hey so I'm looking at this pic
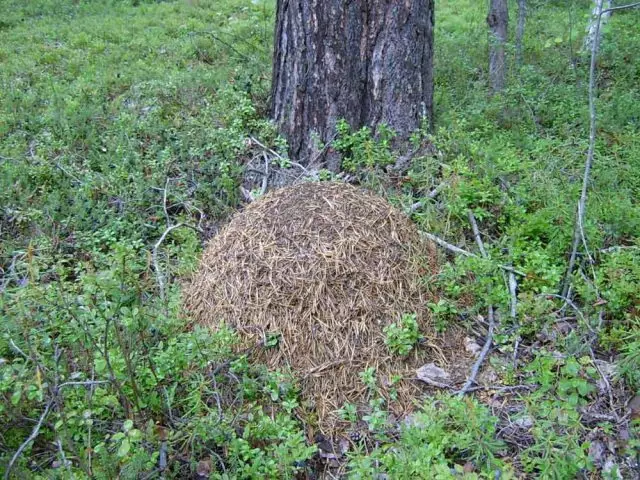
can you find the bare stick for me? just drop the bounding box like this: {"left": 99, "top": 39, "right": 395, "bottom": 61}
{"left": 421, "top": 231, "right": 474, "bottom": 258}
{"left": 456, "top": 383, "right": 537, "bottom": 394}
{"left": 420, "top": 231, "right": 525, "bottom": 277}
{"left": 561, "top": 1, "right": 640, "bottom": 298}
{"left": 467, "top": 211, "right": 488, "bottom": 257}
{"left": 600, "top": 245, "right": 639, "bottom": 253}
{"left": 162, "top": 178, "right": 171, "bottom": 226}
{"left": 260, "top": 152, "right": 269, "bottom": 196}
{"left": 9, "top": 339, "right": 30, "bottom": 361}
{"left": 588, "top": 345, "right": 618, "bottom": 421}
{"left": 458, "top": 306, "right": 496, "bottom": 397}
{"left": 408, "top": 182, "right": 448, "bottom": 213}
{"left": 458, "top": 211, "right": 498, "bottom": 396}
{"left": 249, "top": 136, "right": 309, "bottom": 173}
{"left": 509, "top": 271, "right": 518, "bottom": 319}
{"left": 515, "top": 0, "right": 527, "bottom": 66}
{"left": 4, "top": 378, "right": 110, "bottom": 480}
{"left": 602, "top": 1, "right": 640, "bottom": 14}
{"left": 4, "top": 400, "right": 53, "bottom": 480}
{"left": 57, "top": 380, "right": 110, "bottom": 390}
{"left": 152, "top": 223, "right": 184, "bottom": 305}
{"left": 508, "top": 268, "right": 520, "bottom": 367}
{"left": 55, "top": 438, "right": 71, "bottom": 475}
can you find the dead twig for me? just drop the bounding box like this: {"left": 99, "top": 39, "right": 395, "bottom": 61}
{"left": 153, "top": 179, "right": 203, "bottom": 308}
{"left": 561, "top": 1, "right": 640, "bottom": 300}
{"left": 4, "top": 379, "right": 107, "bottom": 480}
{"left": 457, "top": 307, "right": 496, "bottom": 397}
{"left": 407, "top": 182, "right": 448, "bottom": 213}
{"left": 4, "top": 399, "right": 54, "bottom": 480}
{"left": 260, "top": 153, "right": 269, "bottom": 196}
{"left": 420, "top": 231, "right": 526, "bottom": 277}
{"left": 249, "top": 136, "right": 309, "bottom": 173}
{"left": 508, "top": 267, "right": 520, "bottom": 367}
{"left": 467, "top": 211, "right": 488, "bottom": 257}
{"left": 456, "top": 383, "right": 537, "bottom": 394}
{"left": 9, "top": 338, "right": 30, "bottom": 361}
{"left": 458, "top": 211, "right": 497, "bottom": 396}
{"left": 152, "top": 223, "right": 184, "bottom": 306}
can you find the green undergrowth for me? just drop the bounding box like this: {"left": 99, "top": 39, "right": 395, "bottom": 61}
{"left": 1, "top": 0, "right": 639, "bottom": 478}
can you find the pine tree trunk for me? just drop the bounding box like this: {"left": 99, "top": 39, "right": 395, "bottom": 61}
{"left": 487, "top": 0, "right": 508, "bottom": 94}
{"left": 271, "top": 0, "right": 434, "bottom": 170}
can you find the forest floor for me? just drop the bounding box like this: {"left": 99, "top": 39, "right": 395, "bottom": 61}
{"left": 1, "top": 0, "right": 639, "bottom": 478}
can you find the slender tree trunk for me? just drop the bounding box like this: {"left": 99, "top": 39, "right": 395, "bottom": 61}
{"left": 584, "top": 0, "right": 612, "bottom": 52}
{"left": 271, "top": 0, "right": 434, "bottom": 170}
{"left": 516, "top": 0, "right": 526, "bottom": 66}
{"left": 487, "top": 0, "right": 508, "bottom": 94}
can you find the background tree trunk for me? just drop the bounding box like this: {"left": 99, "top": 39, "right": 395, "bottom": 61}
{"left": 487, "top": 0, "right": 508, "bottom": 94}
{"left": 271, "top": 0, "right": 434, "bottom": 170}
{"left": 516, "top": 0, "right": 526, "bottom": 66}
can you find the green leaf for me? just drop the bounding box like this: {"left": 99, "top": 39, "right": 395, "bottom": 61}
{"left": 117, "top": 438, "right": 131, "bottom": 458}
{"left": 10, "top": 388, "right": 22, "bottom": 406}
{"left": 94, "top": 357, "right": 107, "bottom": 374}
{"left": 123, "top": 419, "right": 133, "bottom": 432}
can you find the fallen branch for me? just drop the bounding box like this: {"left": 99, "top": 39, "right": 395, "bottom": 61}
{"left": 407, "top": 182, "right": 448, "bottom": 213}
{"left": 508, "top": 266, "right": 520, "bottom": 367}
{"left": 456, "top": 383, "right": 537, "bottom": 394}
{"left": 457, "top": 307, "right": 496, "bottom": 397}
{"left": 420, "top": 231, "right": 526, "bottom": 277}
{"left": 458, "top": 211, "right": 498, "bottom": 397}
{"left": 260, "top": 152, "right": 269, "bottom": 196}
{"left": 249, "top": 136, "right": 308, "bottom": 173}
{"left": 467, "top": 211, "right": 488, "bottom": 257}
{"left": 152, "top": 179, "right": 203, "bottom": 308}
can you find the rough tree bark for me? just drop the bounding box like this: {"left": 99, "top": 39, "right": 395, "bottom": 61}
{"left": 271, "top": 0, "right": 434, "bottom": 170}
{"left": 487, "top": 0, "right": 508, "bottom": 94}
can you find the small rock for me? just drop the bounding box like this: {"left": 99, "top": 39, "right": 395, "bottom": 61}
{"left": 588, "top": 440, "right": 606, "bottom": 466}
{"left": 553, "top": 320, "right": 573, "bottom": 335}
{"left": 463, "top": 462, "right": 475, "bottom": 473}
{"left": 513, "top": 416, "right": 534, "bottom": 429}
{"left": 602, "top": 456, "right": 622, "bottom": 480}
{"left": 595, "top": 360, "right": 616, "bottom": 378}
{"left": 196, "top": 458, "right": 212, "bottom": 478}
{"left": 416, "top": 363, "right": 451, "bottom": 388}
{"left": 627, "top": 394, "right": 640, "bottom": 420}
{"left": 403, "top": 414, "right": 426, "bottom": 429}
{"left": 339, "top": 439, "right": 349, "bottom": 455}
{"left": 464, "top": 336, "right": 482, "bottom": 356}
